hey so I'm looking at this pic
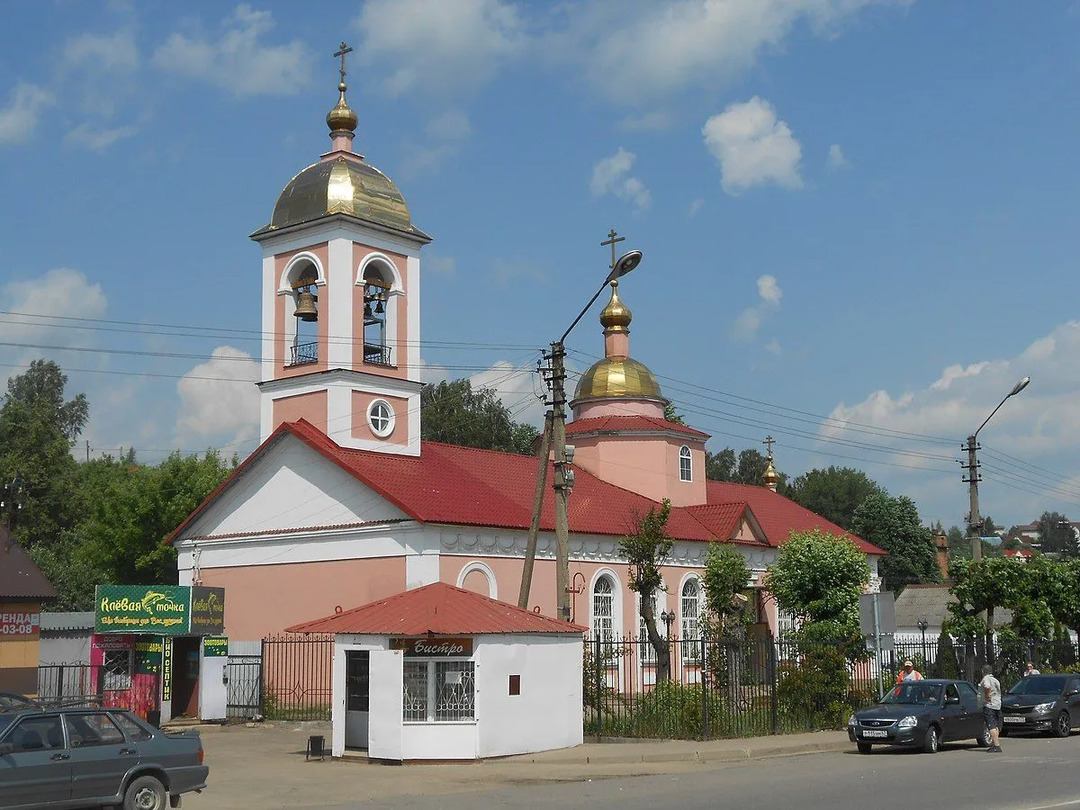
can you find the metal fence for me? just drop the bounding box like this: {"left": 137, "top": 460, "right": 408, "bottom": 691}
{"left": 260, "top": 634, "right": 334, "bottom": 721}
{"left": 584, "top": 633, "right": 1080, "bottom": 741}
{"left": 37, "top": 664, "right": 102, "bottom": 708}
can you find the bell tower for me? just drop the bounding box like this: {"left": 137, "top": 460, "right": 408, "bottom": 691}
{"left": 250, "top": 43, "right": 430, "bottom": 455}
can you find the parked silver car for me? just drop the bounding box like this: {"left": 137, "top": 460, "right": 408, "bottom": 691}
{"left": 0, "top": 704, "right": 208, "bottom": 810}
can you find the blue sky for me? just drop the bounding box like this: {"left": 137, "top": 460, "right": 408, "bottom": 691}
{"left": 2, "top": 0, "right": 1080, "bottom": 532}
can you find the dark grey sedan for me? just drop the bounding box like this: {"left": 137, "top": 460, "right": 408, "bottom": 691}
{"left": 1000, "top": 673, "right": 1080, "bottom": 737}
{"left": 848, "top": 678, "right": 991, "bottom": 754}
{"left": 0, "top": 705, "right": 208, "bottom": 809}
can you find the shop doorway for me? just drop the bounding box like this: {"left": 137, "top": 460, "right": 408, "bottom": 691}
{"left": 344, "top": 650, "right": 370, "bottom": 749}
{"left": 171, "top": 637, "right": 201, "bottom": 717}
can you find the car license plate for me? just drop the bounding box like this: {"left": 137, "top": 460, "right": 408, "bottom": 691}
{"left": 1003, "top": 716, "right": 1025, "bottom": 724}
{"left": 861, "top": 729, "right": 888, "bottom": 738}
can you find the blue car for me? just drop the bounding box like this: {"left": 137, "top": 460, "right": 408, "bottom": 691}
{"left": 0, "top": 704, "right": 208, "bottom": 809}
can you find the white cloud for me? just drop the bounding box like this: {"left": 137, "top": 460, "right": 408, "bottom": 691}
{"left": 175, "top": 346, "right": 260, "bottom": 448}
{"left": 356, "top": 0, "right": 524, "bottom": 98}
{"left": 490, "top": 259, "right": 547, "bottom": 288}
{"left": 827, "top": 143, "right": 850, "bottom": 169}
{"left": 64, "top": 122, "right": 137, "bottom": 151}
{"left": 575, "top": 0, "right": 900, "bottom": 104}
{"left": 402, "top": 110, "right": 473, "bottom": 175}
{"left": 425, "top": 254, "right": 457, "bottom": 278}
{"left": 703, "top": 97, "right": 802, "bottom": 194}
{"left": 590, "top": 147, "right": 651, "bottom": 210}
{"left": 153, "top": 5, "right": 310, "bottom": 96}
{"left": 619, "top": 110, "right": 674, "bottom": 132}
{"left": 0, "top": 83, "right": 55, "bottom": 145}
{"left": 65, "top": 30, "right": 139, "bottom": 73}
{"left": 688, "top": 198, "right": 705, "bottom": 216}
{"left": 732, "top": 274, "right": 783, "bottom": 342}
{"left": 470, "top": 361, "right": 545, "bottom": 429}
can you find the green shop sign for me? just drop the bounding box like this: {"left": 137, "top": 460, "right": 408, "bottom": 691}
{"left": 95, "top": 585, "right": 226, "bottom": 636}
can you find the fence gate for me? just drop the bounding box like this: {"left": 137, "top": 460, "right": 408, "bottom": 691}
{"left": 226, "top": 654, "right": 263, "bottom": 719}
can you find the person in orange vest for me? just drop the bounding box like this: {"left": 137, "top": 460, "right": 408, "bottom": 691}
{"left": 896, "top": 659, "right": 922, "bottom": 683}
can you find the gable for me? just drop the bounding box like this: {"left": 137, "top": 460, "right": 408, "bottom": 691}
{"left": 174, "top": 433, "right": 410, "bottom": 543}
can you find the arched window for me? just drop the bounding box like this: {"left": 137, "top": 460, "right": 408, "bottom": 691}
{"left": 285, "top": 259, "right": 320, "bottom": 366}
{"left": 361, "top": 262, "right": 394, "bottom": 367}
{"left": 592, "top": 576, "right": 614, "bottom": 642}
{"left": 681, "top": 578, "right": 702, "bottom": 662}
{"left": 679, "top": 445, "right": 692, "bottom": 482}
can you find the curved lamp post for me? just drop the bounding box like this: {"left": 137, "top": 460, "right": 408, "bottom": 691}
{"left": 965, "top": 376, "right": 1030, "bottom": 561}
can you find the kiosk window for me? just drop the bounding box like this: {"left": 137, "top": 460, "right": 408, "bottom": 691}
{"left": 402, "top": 660, "right": 475, "bottom": 722}
{"left": 102, "top": 650, "right": 133, "bottom": 691}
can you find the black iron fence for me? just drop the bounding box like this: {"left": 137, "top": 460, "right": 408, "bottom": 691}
{"left": 226, "top": 654, "right": 262, "bottom": 719}
{"left": 260, "top": 634, "right": 334, "bottom": 721}
{"left": 584, "top": 633, "right": 1080, "bottom": 741}
{"left": 37, "top": 664, "right": 102, "bottom": 709}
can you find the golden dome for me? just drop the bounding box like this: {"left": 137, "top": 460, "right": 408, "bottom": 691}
{"left": 599, "top": 281, "right": 632, "bottom": 332}
{"left": 764, "top": 459, "right": 780, "bottom": 486}
{"left": 574, "top": 356, "right": 663, "bottom": 402}
{"left": 268, "top": 157, "right": 418, "bottom": 234}
{"left": 326, "top": 82, "right": 359, "bottom": 133}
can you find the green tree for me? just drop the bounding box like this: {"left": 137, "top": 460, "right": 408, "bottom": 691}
{"left": 764, "top": 529, "right": 870, "bottom": 641}
{"left": 701, "top": 543, "right": 752, "bottom": 636}
{"left": 786, "top": 466, "right": 884, "bottom": 531}
{"left": 852, "top": 493, "right": 940, "bottom": 592}
{"left": 0, "top": 360, "right": 88, "bottom": 550}
{"left": 618, "top": 499, "right": 673, "bottom": 682}
{"left": 420, "top": 379, "right": 539, "bottom": 455}
{"left": 1037, "top": 511, "right": 1075, "bottom": 556}
{"left": 663, "top": 402, "right": 686, "bottom": 425}
{"left": 945, "top": 524, "right": 970, "bottom": 565}
{"left": 705, "top": 447, "right": 785, "bottom": 488}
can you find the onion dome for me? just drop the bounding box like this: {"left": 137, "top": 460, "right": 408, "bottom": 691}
{"left": 326, "top": 81, "right": 358, "bottom": 134}
{"left": 575, "top": 356, "right": 663, "bottom": 401}
{"left": 599, "top": 280, "right": 632, "bottom": 332}
{"left": 763, "top": 459, "right": 780, "bottom": 490}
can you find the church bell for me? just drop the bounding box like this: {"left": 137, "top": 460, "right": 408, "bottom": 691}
{"left": 294, "top": 289, "right": 319, "bottom": 322}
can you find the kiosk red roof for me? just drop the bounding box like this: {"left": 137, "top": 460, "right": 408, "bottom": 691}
{"left": 286, "top": 581, "right": 587, "bottom": 635}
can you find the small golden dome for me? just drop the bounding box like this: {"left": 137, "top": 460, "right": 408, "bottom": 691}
{"left": 764, "top": 460, "right": 780, "bottom": 486}
{"left": 599, "top": 281, "right": 632, "bottom": 332}
{"left": 574, "top": 356, "right": 663, "bottom": 402}
{"left": 326, "top": 82, "right": 358, "bottom": 133}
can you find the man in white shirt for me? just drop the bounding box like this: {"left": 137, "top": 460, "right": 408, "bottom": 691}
{"left": 979, "top": 664, "right": 1003, "bottom": 753}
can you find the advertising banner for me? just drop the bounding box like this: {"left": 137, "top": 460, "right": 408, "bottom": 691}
{"left": 202, "top": 636, "right": 229, "bottom": 657}
{"left": 95, "top": 585, "right": 227, "bottom": 636}
{"left": 390, "top": 637, "right": 473, "bottom": 657}
{"left": 190, "top": 587, "right": 226, "bottom": 635}
{"left": 0, "top": 611, "right": 40, "bottom": 639}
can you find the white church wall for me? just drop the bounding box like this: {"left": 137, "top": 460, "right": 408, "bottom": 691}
{"left": 476, "top": 634, "right": 583, "bottom": 758}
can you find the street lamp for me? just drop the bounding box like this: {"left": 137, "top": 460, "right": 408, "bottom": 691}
{"left": 660, "top": 610, "right": 676, "bottom": 638}
{"left": 917, "top": 619, "right": 929, "bottom": 673}
{"left": 549, "top": 234, "right": 643, "bottom": 621}
{"left": 964, "top": 376, "right": 1030, "bottom": 561}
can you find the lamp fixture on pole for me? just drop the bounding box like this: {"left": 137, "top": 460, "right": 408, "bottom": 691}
{"left": 963, "top": 376, "right": 1030, "bottom": 561}
{"left": 543, "top": 231, "right": 643, "bottom": 622}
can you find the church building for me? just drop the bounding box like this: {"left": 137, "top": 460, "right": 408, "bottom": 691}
{"left": 168, "top": 52, "right": 883, "bottom": 655}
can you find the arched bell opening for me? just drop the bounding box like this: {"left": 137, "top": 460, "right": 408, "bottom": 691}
{"left": 360, "top": 260, "right": 396, "bottom": 367}
{"left": 286, "top": 259, "right": 320, "bottom": 366}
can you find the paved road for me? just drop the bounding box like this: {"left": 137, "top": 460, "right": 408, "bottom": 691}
{"left": 184, "top": 725, "right": 1080, "bottom": 810}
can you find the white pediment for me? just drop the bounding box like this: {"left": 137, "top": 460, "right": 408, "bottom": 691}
{"left": 175, "top": 433, "right": 409, "bottom": 543}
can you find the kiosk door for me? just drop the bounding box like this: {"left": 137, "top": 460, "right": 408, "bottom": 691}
{"left": 344, "top": 650, "right": 370, "bottom": 749}
{"left": 199, "top": 637, "right": 229, "bottom": 721}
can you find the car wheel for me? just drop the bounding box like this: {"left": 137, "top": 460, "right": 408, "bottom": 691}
{"left": 857, "top": 741, "right": 873, "bottom": 754}
{"left": 923, "top": 724, "right": 940, "bottom": 754}
{"left": 976, "top": 722, "right": 991, "bottom": 747}
{"left": 1054, "top": 711, "right": 1071, "bottom": 738}
{"left": 123, "top": 775, "right": 167, "bottom": 810}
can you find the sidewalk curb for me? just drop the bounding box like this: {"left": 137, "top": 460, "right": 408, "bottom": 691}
{"left": 501, "top": 739, "right": 851, "bottom": 766}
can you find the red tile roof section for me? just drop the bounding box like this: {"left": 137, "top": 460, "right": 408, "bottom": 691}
{"left": 287, "top": 581, "right": 587, "bottom": 635}
{"left": 683, "top": 503, "right": 764, "bottom": 546}
{"left": 167, "top": 420, "right": 884, "bottom": 556}
{"left": 565, "top": 415, "right": 709, "bottom": 440}
{"left": 0, "top": 539, "right": 58, "bottom": 599}
{"left": 704, "top": 481, "right": 883, "bottom": 555}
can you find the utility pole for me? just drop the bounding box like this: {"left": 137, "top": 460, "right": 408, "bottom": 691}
{"left": 550, "top": 342, "right": 571, "bottom": 622}
{"left": 518, "top": 411, "right": 553, "bottom": 609}
{"left": 963, "top": 434, "right": 983, "bottom": 561}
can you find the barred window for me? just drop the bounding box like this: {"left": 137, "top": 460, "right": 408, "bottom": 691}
{"left": 592, "top": 576, "right": 614, "bottom": 642}
{"left": 102, "top": 650, "right": 132, "bottom": 691}
{"left": 681, "top": 579, "right": 702, "bottom": 662}
{"left": 402, "top": 660, "right": 475, "bottom": 722}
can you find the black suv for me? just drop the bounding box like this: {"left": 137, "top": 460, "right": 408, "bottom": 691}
{"left": 1001, "top": 673, "right": 1080, "bottom": 737}
{"left": 0, "top": 702, "right": 208, "bottom": 809}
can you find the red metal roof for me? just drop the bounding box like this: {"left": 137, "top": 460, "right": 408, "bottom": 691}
{"left": 168, "top": 420, "right": 884, "bottom": 556}
{"left": 704, "top": 481, "right": 882, "bottom": 555}
{"left": 683, "top": 502, "right": 764, "bottom": 546}
{"left": 0, "top": 538, "right": 57, "bottom": 600}
{"left": 565, "top": 415, "right": 709, "bottom": 440}
{"left": 287, "top": 581, "right": 587, "bottom": 635}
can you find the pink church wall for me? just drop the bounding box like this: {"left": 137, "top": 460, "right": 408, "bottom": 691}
{"left": 352, "top": 244, "right": 410, "bottom": 380}
{"left": 350, "top": 391, "right": 409, "bottom": 445}
{"left": 273, "top": 390, "right": 328, "bottom": 434}
{"left": 200, "top": 557, "right": 406, "bottom": 640}
{"left": 272, "top": 243, "right": 330, "bottom": 380}
{"left": 574, "top": 400, "right": 665, "bottom": 419}
{"left": 572, "top": 437, "right": 707, "bottom": 507}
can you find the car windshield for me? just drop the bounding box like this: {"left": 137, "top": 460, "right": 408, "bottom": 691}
{"left": 880, "top": 682, "right": 942, "bottom": 705}
{"left": 1009, "top": 675, "right": 1068, "bottom": 695}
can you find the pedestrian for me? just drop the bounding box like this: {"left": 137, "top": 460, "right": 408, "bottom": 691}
{"left": 896, "top": 659, "right": 922, "bottom": 683}
{"left": 979, "top": 664, "right": 1003, "bottom": 752}
{"left": 1025, "top": 661, "right": 1040, "bottom": 676}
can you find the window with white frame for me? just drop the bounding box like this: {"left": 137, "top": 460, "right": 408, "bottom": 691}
{"left": 592, "top": 576, "right": 614, "bottom": 642}
{"left": 401, "top": 659, "right": 475, "bottom": 722}
{"left": 367, "top": 399, "right": 395, "bottom": 438}
{"left": 679, "top": 446, "right": 692, "bottom": 482}
{"left": 681, "top": 579, "right": 702, "bottom": 662}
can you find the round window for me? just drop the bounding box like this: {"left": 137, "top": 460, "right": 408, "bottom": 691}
{"left": 368, "top": 399, "right": 395, "bottom": 438}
